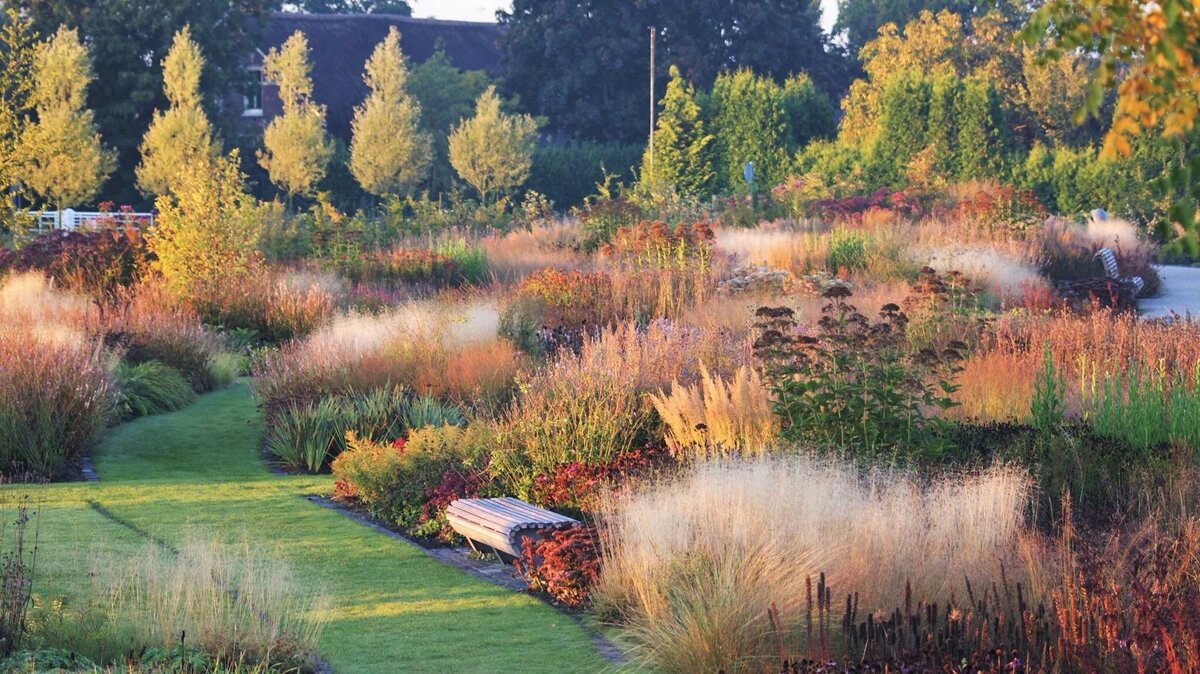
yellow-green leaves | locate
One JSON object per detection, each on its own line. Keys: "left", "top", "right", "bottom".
{"left": 137, "top": 26, "right": 220, "bottom": 197}
{"left": 16, "top": 26, "right": 114, "bottom": 210}
{"left": 349, "top": 26, "right": 430, "bottom": 198}
{"left": 258, "top": 31, "right": 332, "bottom": 198}
{"left": 448, "top": 86, "right": 538, "bottom": 205}
{"left": 148, "top": 150, "right": 263, "bottom": 300}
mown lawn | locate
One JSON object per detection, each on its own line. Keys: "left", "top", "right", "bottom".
{"left": 21, "top": 380, "right": 612, "bottom": 673}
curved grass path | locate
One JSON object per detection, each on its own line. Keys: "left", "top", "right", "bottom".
{"left": 26, "top": 380, "right": 612, "bottom": 673}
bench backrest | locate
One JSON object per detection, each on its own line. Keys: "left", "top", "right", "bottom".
{"left": 1095, "top": 248, "right": 1120, "bottom": 279}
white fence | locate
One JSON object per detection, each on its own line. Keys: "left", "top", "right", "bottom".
{"left": 32, "top": 209, "right": 154, "bottom": 232}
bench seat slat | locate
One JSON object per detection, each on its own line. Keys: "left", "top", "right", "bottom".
{"left": 495, "top": 497, "right": 576, "bottom": 523}
{"left": 447, "top": 502, "right": 562, "bottom": 538}
{"left": 479, "top": 499, "right": 566, "bottom": 527}
{"left": 447, "top": 501, "right": 525, "bottom": 531}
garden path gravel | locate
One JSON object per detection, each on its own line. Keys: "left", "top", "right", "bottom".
{"left": 1141, "top": 265, "right": 1200, "bottom": 319}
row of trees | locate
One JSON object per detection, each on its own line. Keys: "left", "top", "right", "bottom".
{"left": 799, "top": 8, "right": 1193, "bottom": 225}
{"left": 0, "top": 18, "right": 541, "bottom": 224}
{"left": 498, "top": 0, "right": 851, "bottom": 145}
{"left": 256, "top": 28, "right": 537, "bottom": 206}
{"left": 629, "top": 6, "right": 1194, "bottom": 247}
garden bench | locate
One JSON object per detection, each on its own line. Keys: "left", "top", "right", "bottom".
{"left": 446, "top": 497, "right": 578, "bottom": 560}
{"left": 1095, "top": 247, "right": 1145, "bottom": 296}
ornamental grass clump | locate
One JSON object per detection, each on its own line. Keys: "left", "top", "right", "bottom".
{"left": 595, "top": 457, "right": 1032, "bottom": 673}
{"left": 957, "top": 310, "right": 1200, "bottom": 423}
{"left": 254, "top": 301, "right": 523, "bottom": 413}
{"left": 0, "top": 275, "right": 114, "bottom": 478}
{"left": 490, "top": 352, "right": 654, "bottom": 501}
{"left": 105, "top": 284, "right": 235, "bottom": 393}
{"left": 648, "top": 364, "right": 777, "bottom": 459}
{"left": 113, "top": 360, "right": 196, "bottom": 420}
{"left": 87, "top": 536, "right": 328, "bottom": 672}
{"left": 266, "top": 387, "right": 407, "bottom": 472}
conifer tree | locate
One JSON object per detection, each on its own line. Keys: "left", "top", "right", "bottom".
{"left": 16, "top": 26, "right": 114, "bottom": 218}
{"left": 349, "top": 26, "right": 430, "bottom": 199}
{"left": 136, "top": 26, "right": 220, "bottom": 197}
{"left": 710, "top": 69, "right": 793, "bottom": 193}
{"left": 448, "top": 86, "right": 538, "bottom": 205}
{"left": 641, "top": 65, "right": 716, "bottom": 198}
{"left": 258, "top": 31, "right": 333, "bottom": 200}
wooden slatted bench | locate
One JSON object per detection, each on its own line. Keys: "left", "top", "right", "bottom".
{"left": 1095, "top": 247, "right": 1146, "bottom": 296}
{"left": 446, "top": 497, "right": 579, "bottom": 561}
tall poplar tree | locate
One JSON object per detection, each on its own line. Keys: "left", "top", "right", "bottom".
{"left": 137, "top": 26, "right": 219, "bottom": 197}
{"left": 448, "top": 86, "right": 538, "bottom": 205}
{"left": 258, "top": 31, "right": 332, "bottom": 200}
{"left": 348, "top": 26, "right": 430, "bottom": 199}
{"left": 16, "top": 26, "right": 114, "bottom": 218}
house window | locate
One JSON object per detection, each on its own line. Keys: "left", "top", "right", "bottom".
{"left": 242, "top": 66, "right": 263, "bottom": 118}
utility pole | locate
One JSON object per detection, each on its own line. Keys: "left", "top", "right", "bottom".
{"left": 648, "top": 26, "right": 656, "bottom": 175}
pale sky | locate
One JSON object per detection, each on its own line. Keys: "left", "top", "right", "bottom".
{"left": 409, "top": 0, "right": 507, "bottom": 22}
{"left": 409, "top": 1, "right": 839, "bottom": 31}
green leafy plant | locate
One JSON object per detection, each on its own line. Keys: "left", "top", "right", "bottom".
{"left": 114, "top": 360, "right": 196, "bottom": 419}
{"left": 265, "top": 387, "right": 407, "bottom": 472}
{"left": 403, "top": 395, "right": 466, "bottom": 430}
{"left": 753, "top": 288, "right": 963, "bottom": 460}
{"left": 826, "top": 228, "right": 868, "bottom": 273}
{"left": 331, "top": 426, "right": 487, "bottom": 537}
{"left": 1080, "top": 357, "right": 1200, "bottom": 454}
{"left": 1029, "top": 344, "right": 1064, "bottom": 433}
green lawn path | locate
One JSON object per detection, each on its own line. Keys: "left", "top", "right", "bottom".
{"left": 21, "top": 380, "right": 613, "bottom": 673}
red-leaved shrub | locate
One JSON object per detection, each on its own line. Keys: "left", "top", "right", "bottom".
{"left": 517, "top": 525, "right": 602, "bottom": 607}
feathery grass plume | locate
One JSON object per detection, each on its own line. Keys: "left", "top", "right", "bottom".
{"left": 253, "top": 300, "right": 524, "bottom": 413}
{"left": 648, "top": 364, "right": 777, "bottom": 459}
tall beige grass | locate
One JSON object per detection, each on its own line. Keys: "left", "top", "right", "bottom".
{"left": 714, "top": 225, "right": 825, "bottom": 271}
{"left": 648, "top": 365, "right": 777, "bottom": 458}
{"left": 93, "top": 536, "right": 328, "bottom": 666}
{"left": 955, "top": 310, "right": 1200, "bottom": 422}
{"left": 479, "top": 221, "right": 589, "bottom": 281}
{"left": 254, "top": 299, "right": 526, "bottom": 409}
{"left": 0, "top": 272, "right": 98, "bottom": 330}
{"left": 576, "top": 320, "right": 751, "bottom": 391}
{"left": 917, "top": 245, "right": 1048, "bottom": 298}
{"left": 0, "top": 274, "right": 114, "bottom": 476}
{"left": 596, "top": 457, "right": 1032, "bottom": 672}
